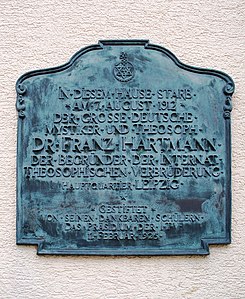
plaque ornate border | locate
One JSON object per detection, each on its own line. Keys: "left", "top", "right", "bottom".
{"left": 16, "top": 40, "right": 235, "bottom": 255}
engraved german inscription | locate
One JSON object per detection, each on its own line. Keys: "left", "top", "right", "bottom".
{"left": 16, "top": 40, "right": 234, "bottom": 255}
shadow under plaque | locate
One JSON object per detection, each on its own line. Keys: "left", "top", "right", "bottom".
{"left": 16, "top": 40, "right": 234, "bottom": 255}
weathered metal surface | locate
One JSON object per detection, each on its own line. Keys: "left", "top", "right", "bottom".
{"left": 16, "top": 40, "right": 234, "bottom": 255}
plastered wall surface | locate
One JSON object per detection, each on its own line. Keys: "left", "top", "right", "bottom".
{"left": 0, "top": 0, "right": 245, "bottom": 298}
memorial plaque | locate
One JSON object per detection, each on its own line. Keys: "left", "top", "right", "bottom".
{"left": 16, "top": 40, "right": 234, "bottom": 255}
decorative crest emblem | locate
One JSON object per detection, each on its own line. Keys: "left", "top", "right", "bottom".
{"left": 113, "top": 52, "right": 135, "bottom": 82}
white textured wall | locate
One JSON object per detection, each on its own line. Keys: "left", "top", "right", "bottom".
{"left": 0, "top": 0, "right": 245, "bottom": 298}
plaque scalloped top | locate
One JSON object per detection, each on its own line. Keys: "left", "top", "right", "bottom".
{"left": 16, "top": 40, "right": 234, "bottom": 255}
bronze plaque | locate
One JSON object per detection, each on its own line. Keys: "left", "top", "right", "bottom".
{"left": 16, "top": 40, "right": 234, "bottom": 255}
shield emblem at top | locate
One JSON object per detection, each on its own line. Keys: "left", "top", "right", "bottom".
{"left": 113, "top": 52, "right": 135, "bottom": 82}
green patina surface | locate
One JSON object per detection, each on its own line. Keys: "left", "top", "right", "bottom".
{"left": 16, "top": 40, "right": 234, "bottom": 255}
